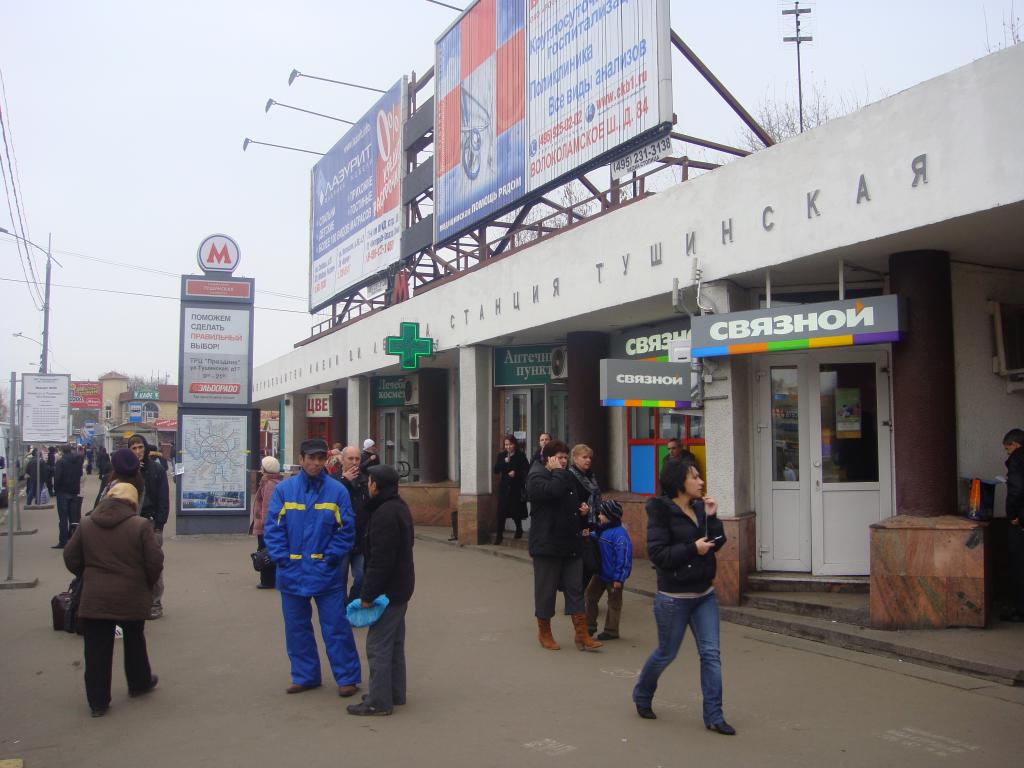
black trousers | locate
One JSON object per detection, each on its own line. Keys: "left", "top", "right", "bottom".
{"left": 257, "top": 534, "right": 277, "bottom": 587}
{"left": 82, "top": 619, "right": 152, "bottom": 710}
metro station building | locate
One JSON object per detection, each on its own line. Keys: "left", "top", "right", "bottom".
{"left": 252, "top": 45, "right": 1024, "bottom": 629}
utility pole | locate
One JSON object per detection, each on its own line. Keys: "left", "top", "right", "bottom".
{"left": 782, "top": 2, "right": 813, "bottom": 133}
{"left": 40, "top": 233, "right": 52, "bottom": 374}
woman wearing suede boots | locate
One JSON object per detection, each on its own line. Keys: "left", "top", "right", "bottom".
{"left": 632, "top": 458, "right": 735, "bottom": 735}
{"left": 526, "top": 440, "right": 602, "bottom": 652}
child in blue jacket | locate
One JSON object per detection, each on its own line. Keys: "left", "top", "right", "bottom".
{"left": 585, "top": 500, "right": 633, "bottom": 640}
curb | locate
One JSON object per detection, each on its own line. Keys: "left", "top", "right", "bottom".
{"left": 719, "top": 605, "right": 1024, "bottom": 687}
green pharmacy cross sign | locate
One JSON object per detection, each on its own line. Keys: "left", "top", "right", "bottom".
{"left": 386, "top": 322, "right": 433, "bottom": 370}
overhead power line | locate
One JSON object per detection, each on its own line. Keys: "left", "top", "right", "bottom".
{"left": 0, "top": 275, "right": 309, "bottom": 315}
{"left": 0, "top": 67, "right": 43, "bottom": 307}
{"left": 0, "top": 240, "right": 307, "bottom": 303}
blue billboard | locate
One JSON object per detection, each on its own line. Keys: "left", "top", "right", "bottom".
{"left": 309, "top": 78, "right": 406, "bottom": 312}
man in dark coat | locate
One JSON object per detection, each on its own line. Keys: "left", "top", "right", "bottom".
{"left": 527, "top": 440, "right": 601, "bottom": 652}
{"left": 347, "top": 464, "right": 414, "bottom": 717}
{"left": 53, "top": 444, "right": 84, "bottom": 548}
{"left": 128, "top": 436, "right": 169, "bottom": 618}
{"left": 1002, "top": 428, "right": 1024, "bottom": 622}
{"left": 24, "top": 449, "right": 50, "bottom": 506}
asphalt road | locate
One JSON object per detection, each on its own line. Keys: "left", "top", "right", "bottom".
{"left": 1, "top": 475, "right": 1022, "bottom": 768}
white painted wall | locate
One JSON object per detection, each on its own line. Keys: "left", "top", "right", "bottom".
{"left": 253, "top": 46, "right": 1024, "bottom": 402}
{"left": 952, "top": 262, "right": 1024, "bottom": 517}
{"left": 458, "top": 346, "right": 492, "bottom": 495}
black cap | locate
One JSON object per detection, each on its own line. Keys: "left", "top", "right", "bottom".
{"left": 367, "top": 464, "right": 400, "bottom": 486}
{"left": 300, "top": 438, "right": 329, "bottom": 456}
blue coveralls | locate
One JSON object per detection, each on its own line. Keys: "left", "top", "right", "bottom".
{"left": 264, "top": 469, "right": 361, "bottom": 688}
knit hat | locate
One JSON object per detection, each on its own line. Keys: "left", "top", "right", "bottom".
{"left": 111, "top": 447, "right": 139, "bottom": 475}
{"left": 106, "top": 482, "right": 139, "bottom": 507}
{"left": 598, "top": 499, "right": 623, "bottom": 523}
{"left": 362, "top": 438, "right": 375, "bottom": 450}
{"left": 261, "top": 456, "right": 281, "bottom": 474}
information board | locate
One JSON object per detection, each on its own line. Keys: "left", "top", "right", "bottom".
{"left": 22, "top": 373, "right": 71, "bottom": 443}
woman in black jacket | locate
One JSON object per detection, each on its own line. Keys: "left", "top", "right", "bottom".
{"left": 493, "top": 435, "right": 529, "bottom": 544}
{"left": 526, "top": 440, "right": 601, "bottom": 652}
{"left": 632, "top": 458, "right": 735, "bottom": 734}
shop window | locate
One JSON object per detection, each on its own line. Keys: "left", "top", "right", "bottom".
{"left": 143, "top": 402, "right": 160, "bottom": 421}
{"left": 626, "top": 407, "right": 706, "bottom": 496}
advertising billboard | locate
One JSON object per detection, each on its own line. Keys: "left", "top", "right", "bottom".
{"left": 309, "top": 78, "right": 407, "bottom": 312}
{"left": 434, "top": 0, "right": 672, "bottom": 243}
{"left": 70, "top": 381, "right": 102, "bottom": 409}
{"left": 180, "top": 305, "right": 252, "bottom": 406}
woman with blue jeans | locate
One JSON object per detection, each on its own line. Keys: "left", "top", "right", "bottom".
{"left": 632, "top": 458, "right": 736, "bottom": 735}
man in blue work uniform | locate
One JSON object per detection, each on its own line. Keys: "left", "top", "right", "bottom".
{"left": 264, "top": 438, "right": 362, "bottom": 697}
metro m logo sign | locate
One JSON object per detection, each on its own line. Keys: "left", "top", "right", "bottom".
{"left": 196, "top": 234, "right": 241, "bottom": 274}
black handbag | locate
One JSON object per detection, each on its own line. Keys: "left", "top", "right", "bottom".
{"left": 250, "top": 549, "right": 272, "bottom": 572}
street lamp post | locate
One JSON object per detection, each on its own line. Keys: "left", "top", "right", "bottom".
{"left": 0, "top": 227, "right": 57, "bottom": 373}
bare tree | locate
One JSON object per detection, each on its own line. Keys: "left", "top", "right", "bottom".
{"left": 738, "top": 82, "right": 866, "bottom": 151}
{"left": 985, "top": 1, "right": 1022, "bottom": 51}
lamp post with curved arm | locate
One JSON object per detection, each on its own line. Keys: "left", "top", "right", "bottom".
{"left": 0, "top": 226, "right": 59, "bottom": 374}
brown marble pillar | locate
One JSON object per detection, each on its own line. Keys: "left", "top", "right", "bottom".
{"left": 566, "top": 331, "right": 609, "bottom": 489}
{"left": 889, "top": 251, "right": 957, "bottom": 517}
{"left": 417, "top": 369, "right": 449, "bottom": 483}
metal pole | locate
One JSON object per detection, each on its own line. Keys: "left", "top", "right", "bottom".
{"left": 6, "top": 373, "right": 15, "bottom": 580}
{"left": 796, "top": 11, "right": 804, "bottom": 133}
{"left": 40, "top": 233, "right": 52, "bottom": 374}
{"left": 15, "top": 397, "right": 22, "bottom": 531}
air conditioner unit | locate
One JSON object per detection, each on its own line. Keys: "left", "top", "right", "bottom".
{"left": 404, "top": 377, "right": 419, "bottom": 406}
{"left": 550, "top": 346, "right": 569, "bottom": 380}
{"left": 408, "top": 413, "right": 420, "bottom": 441}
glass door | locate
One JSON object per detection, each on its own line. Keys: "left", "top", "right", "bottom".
{"left": 503, "top": 390, "right": 531, "bottom": 449}
{"left": 810, "top": 350, "right": 891, "bottom": 575}
{"left": 546, "top": 387, "right": 568, "bottom": 444}
{"left": 756, "top": 357, "right": 812, "bottom": 571}
{"left": 379, "top": 409, "right": 397, "bottom": 467}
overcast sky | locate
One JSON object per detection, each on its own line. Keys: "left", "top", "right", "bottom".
{"left": 0, "top": 0, "right": 1018, "bottom": 392}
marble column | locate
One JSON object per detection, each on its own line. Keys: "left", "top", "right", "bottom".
{"left": 458, "top": 346, "right": 494, "bottom": 544}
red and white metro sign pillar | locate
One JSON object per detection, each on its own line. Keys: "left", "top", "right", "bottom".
{"left": 197, "top": 234, "right": 241, "bottom": 274}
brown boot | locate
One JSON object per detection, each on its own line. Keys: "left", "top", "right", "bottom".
{"left": 571, "top": 614, "right": 603, "bottom": 651}
{"left": 537, "top": 618, "right": 560, "bottom": 650}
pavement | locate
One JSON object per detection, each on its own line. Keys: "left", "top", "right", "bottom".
{"left": 0, "top": 474, "right": 1022, "bottom": 768}
{"left": 422, "top": 528, "right": 1024, "bottom": 688}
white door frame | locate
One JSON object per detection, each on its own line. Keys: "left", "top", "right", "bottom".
{"left": 755, "top": 347, "right": 893, "bottom": 575}
{"left": 756, "top": 355, "right": 813, "bottom": 572}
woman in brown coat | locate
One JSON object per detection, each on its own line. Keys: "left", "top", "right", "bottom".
{"left": 64, "top": 482, "right": 163, "bottom": 717}
{"left": 250, "top": 455, "right": 285, "bottom": 589}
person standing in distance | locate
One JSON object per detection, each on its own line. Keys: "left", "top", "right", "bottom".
{"left": 251, "top": 455, "right": 285, "bottom": 590}
{"left": 338, "top": 446, "right": 369, "bottom": 602}
{"left": 360, "top": 439, "right": 380, "bottom": 472}
{"left": 53, "top": 443, "right": 84, "bottom": 548}
{"left": 531, "top": 432, "right": 551, "bottom": 467}
{"left": 1001, "top": 428, "right": 1024, "bottom": 622}
{"left": 347, "top": 464, "right": 415, "bottom": 717}
{"left": 127, "top": 436, "right": 169, "bottom": 619}
{"left": 264, "top": 438, "right": 362, "bottom": 697}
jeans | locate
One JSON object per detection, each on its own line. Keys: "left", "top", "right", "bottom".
{"left": 632, "top": 591, "right": 724, "bottom": 725}
{"left": 56, "top": 493, "right": 75, "bottom": 545}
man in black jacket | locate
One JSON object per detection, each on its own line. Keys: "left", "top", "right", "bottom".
{"left": 347, "top": 464, "right": 414, "bottom": 717}
{"left": 527, "top": 440, "right": 602, "bottom": 652}
{"left": 52, "top": 445, "right": 83, "bottom": 548}
{"left": 1002, "top": 428, "right": 1024, "bottom": 622}
{"left": 129, "top": 436, "right": 169, "bottom": 619}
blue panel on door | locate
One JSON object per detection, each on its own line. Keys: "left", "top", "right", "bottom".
{"left": 630, "top": 445, "right": 656, "bottom": 495}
